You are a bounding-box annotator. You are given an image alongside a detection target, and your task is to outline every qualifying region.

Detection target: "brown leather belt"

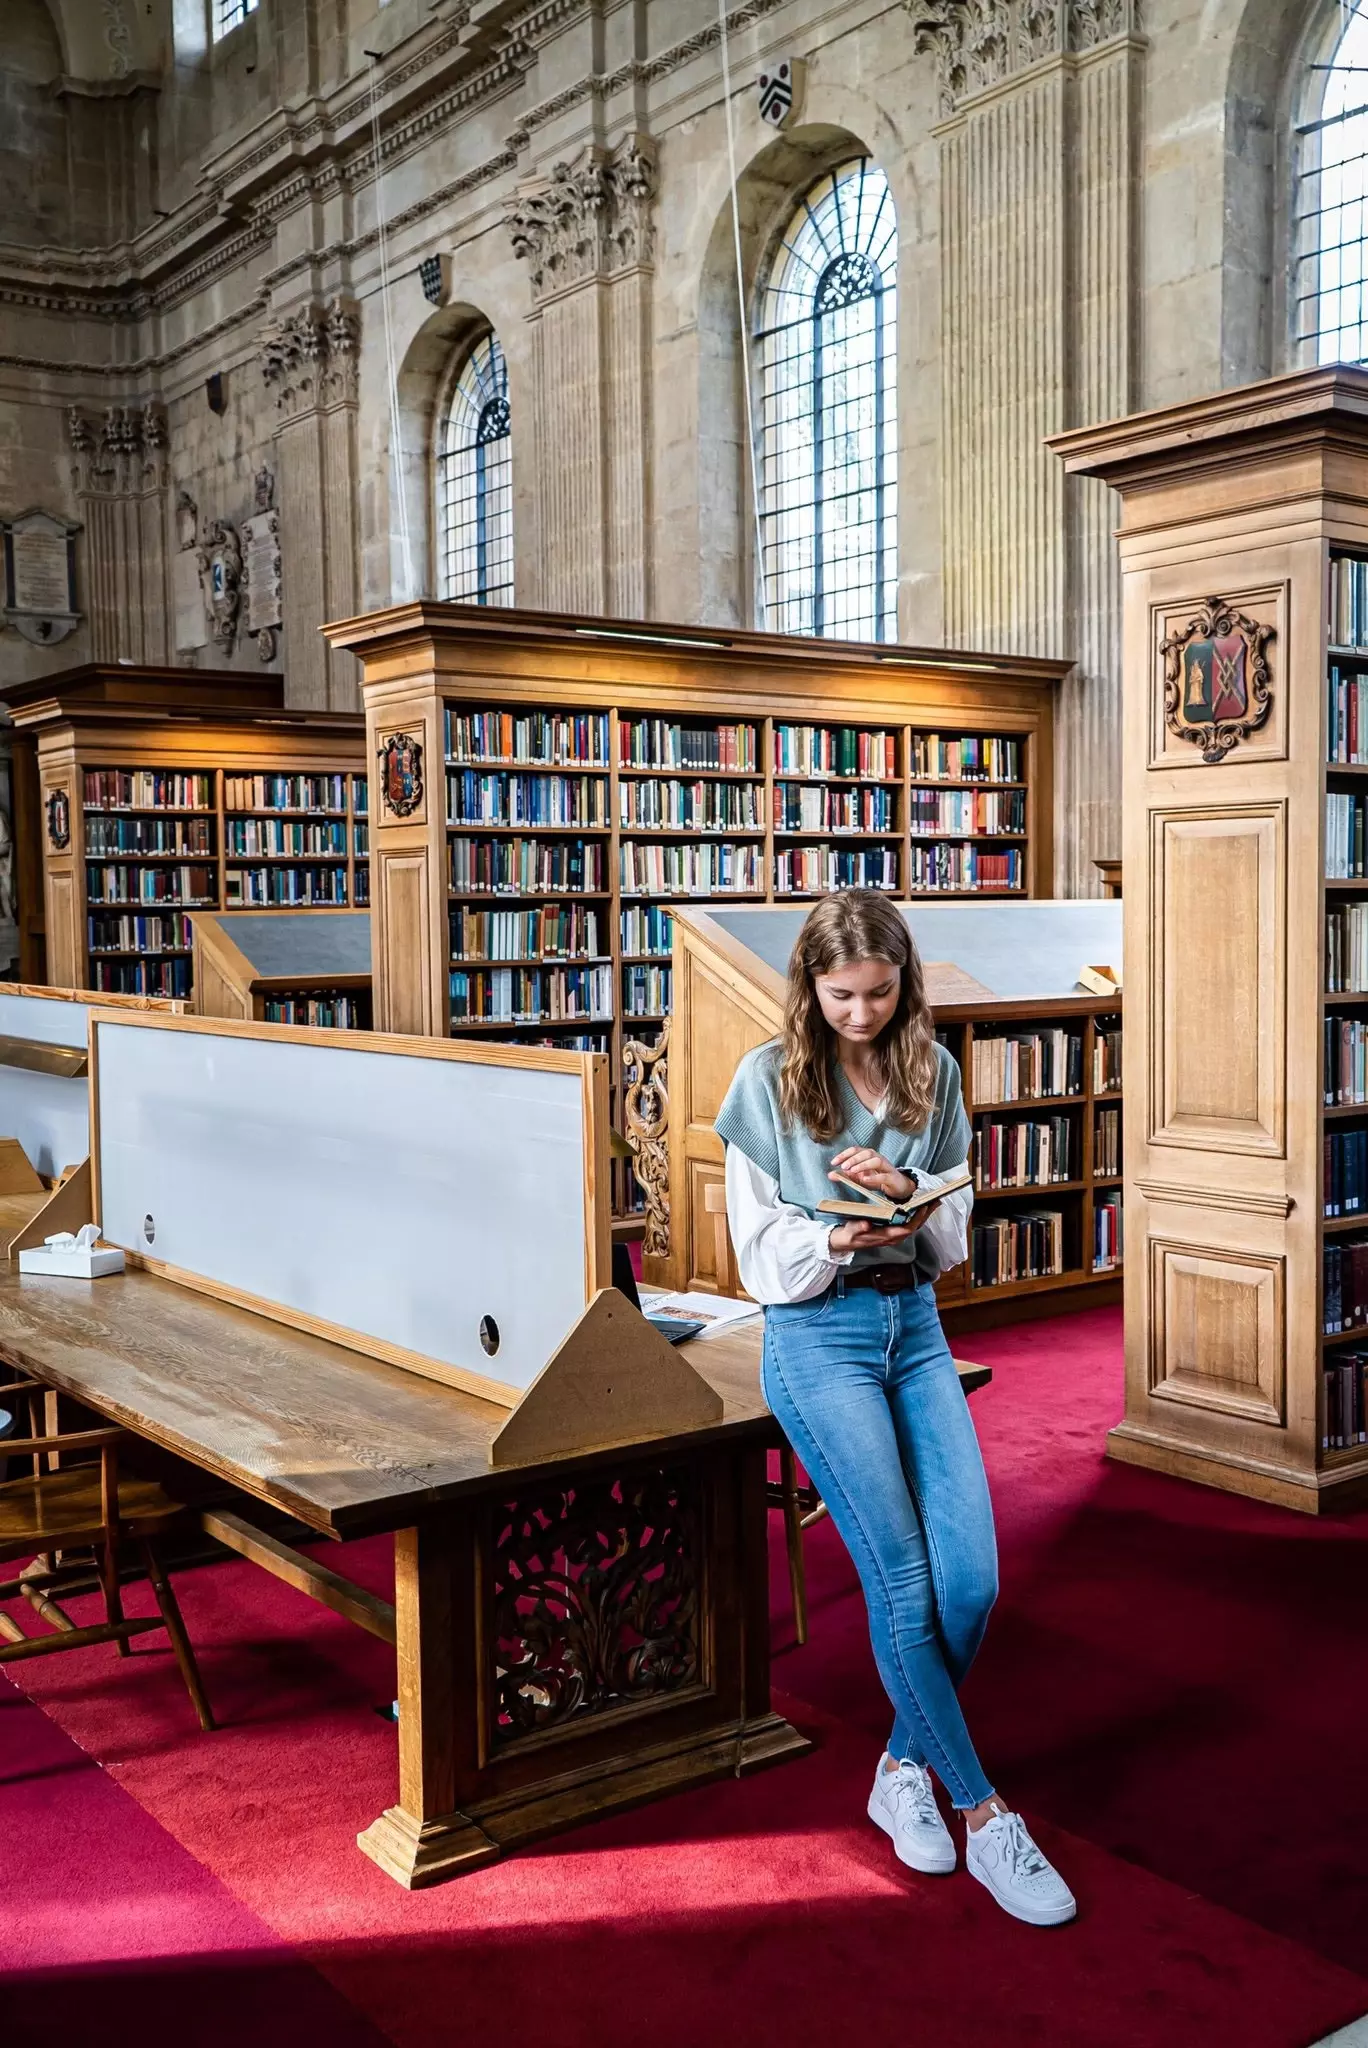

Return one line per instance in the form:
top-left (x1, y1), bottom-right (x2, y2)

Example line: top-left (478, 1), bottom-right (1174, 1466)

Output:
top-left (841, 1264), bottom-right (921, 1295)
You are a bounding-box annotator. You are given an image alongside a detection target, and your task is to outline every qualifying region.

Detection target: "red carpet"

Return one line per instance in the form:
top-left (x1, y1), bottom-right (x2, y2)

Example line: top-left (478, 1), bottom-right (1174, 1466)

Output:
top-left (4, 1305), bottom-right (1367, 2048)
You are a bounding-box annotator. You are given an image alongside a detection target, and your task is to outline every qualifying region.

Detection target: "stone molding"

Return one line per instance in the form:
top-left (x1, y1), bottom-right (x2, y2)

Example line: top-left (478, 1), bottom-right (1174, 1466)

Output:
top-left (909, 0), bottom-right (1141, 112)
top-left (258, 299), bottom-right (361, 418)
top-left (66, 401), bottom-right (168, 496)
top-left (507, 139), bottom-right (656, 302)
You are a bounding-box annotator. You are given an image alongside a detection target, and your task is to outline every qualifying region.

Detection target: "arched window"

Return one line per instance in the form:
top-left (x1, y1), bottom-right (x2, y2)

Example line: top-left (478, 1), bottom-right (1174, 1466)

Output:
top-left (436, 333), bottom-right (513, 605)
top-left (753, 159), bottom-right (897, 641)
top-left (1298, 5), bottom-right (1368, 362)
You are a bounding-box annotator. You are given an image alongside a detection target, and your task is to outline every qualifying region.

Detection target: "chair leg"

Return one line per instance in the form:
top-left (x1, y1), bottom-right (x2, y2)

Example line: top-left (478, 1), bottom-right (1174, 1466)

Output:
top-left (140, 1539), bottom-right (214, 1732)
top-left (98, 1531), bottom-right (130, 1657)
top-left (779, 1445), bottom-right (808, 1648)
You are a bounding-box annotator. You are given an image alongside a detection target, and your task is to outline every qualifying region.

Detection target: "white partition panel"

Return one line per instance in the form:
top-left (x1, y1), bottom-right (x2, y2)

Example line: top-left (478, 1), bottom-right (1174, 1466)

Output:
top-left (93, 1020), bottom-right (591, 1396)
top-left (0, 992), bottom-right (95, 1177)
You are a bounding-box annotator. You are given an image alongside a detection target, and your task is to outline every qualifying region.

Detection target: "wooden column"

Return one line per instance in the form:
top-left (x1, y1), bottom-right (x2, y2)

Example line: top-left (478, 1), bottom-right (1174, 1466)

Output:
top-left (1053, 366), bottom-right (1368, 1512)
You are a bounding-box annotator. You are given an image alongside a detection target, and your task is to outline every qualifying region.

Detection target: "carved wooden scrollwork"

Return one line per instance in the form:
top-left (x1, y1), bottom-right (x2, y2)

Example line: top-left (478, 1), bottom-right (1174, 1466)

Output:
top-left (623, 1015), bottom-right (669, 1259)
top-left (489, 1462), bottom-right (702, 1747)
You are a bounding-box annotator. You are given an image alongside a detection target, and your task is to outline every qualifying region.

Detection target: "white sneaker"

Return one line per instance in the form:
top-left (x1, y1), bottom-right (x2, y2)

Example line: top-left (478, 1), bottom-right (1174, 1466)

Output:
top-left (965, 1805), bottom-right (1076, 1926)
top-left (867, 1753), bottom-right (956, 1874)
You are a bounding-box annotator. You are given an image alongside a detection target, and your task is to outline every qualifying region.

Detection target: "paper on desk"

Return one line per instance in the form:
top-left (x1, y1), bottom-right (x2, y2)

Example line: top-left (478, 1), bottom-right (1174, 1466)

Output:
top-left (640, 1289), bottom-right (762, 1338)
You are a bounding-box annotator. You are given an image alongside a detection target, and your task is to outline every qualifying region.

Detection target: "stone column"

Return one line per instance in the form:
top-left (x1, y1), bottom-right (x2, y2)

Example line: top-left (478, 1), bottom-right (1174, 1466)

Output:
top-left (258, 299), bottom-right (361, 709)
top-left (66, 401), bottom-right (170, 662)
top-left (912, 0), bottom-right (1143, 892)
top-left (507, 140), bottom-right (656, 618)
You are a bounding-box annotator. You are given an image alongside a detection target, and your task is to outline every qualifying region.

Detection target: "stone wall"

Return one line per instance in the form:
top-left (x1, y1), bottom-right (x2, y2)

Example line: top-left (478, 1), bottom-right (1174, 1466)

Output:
top-left (0, 0), bottom-right (1328, 887)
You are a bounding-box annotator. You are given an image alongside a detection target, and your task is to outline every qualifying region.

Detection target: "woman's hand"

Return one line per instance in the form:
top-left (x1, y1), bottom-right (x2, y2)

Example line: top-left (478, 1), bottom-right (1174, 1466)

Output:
top-left (827, 1203), bottom-right (940, 1256)
top-left (830, 1146), bottom-right (918, 1203)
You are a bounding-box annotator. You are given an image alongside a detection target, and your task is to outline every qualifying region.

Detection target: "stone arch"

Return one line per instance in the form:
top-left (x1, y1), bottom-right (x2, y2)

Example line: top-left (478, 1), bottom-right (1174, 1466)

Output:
top-left (390, 301), bottom-right (501, 601)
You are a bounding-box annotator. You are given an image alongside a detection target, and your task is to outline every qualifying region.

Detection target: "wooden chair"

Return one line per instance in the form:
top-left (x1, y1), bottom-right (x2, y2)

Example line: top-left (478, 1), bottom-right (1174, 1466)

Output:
top-left (703, 1180), bottom-right (826, 1647)
top-left (0, 1378), bottom-right (214, 1730)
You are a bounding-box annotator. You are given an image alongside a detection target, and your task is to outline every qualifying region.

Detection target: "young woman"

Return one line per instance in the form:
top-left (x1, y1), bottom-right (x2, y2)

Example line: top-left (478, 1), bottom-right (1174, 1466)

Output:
top-left (715, 890), bottom-right (1075, 1928)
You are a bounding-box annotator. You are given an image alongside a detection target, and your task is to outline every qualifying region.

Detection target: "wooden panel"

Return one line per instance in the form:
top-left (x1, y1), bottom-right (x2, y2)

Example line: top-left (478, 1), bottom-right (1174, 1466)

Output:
top-left (45, 870), bottom-right (79, 993)
top-left (684, 954), bottom-right (776, 1131)
top-left (688, 1159), bottom-right (727, 1293)
top-left (378, 851), bottom-right (432, 1037)
top-left (1151, 804), bottom-right (1285, 1154)
top-left (1148, 1237), bottom-right (1285, 1426)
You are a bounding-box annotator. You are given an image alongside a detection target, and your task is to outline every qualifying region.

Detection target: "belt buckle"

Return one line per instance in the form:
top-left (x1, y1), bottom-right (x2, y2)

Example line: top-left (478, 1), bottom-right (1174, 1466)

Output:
top-left (872, 1267), bottom-right (904, 1296)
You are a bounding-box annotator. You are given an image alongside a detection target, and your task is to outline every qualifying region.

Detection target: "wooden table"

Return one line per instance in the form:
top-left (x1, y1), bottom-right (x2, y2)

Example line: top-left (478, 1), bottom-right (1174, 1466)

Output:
top-left (0, 1262), bottom-right (809, 1887)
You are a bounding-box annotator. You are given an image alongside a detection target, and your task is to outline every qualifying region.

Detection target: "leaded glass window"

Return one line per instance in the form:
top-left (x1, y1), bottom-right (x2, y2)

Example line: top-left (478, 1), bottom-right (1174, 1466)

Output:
top-left (214, 0), bottom-right (258, 37)
top-left (754, 160), bottom-right (898, 641)
top-left (437, 334), bottom-right (513, 606)
top-left (1296, 3), bottom-right (1368, 362)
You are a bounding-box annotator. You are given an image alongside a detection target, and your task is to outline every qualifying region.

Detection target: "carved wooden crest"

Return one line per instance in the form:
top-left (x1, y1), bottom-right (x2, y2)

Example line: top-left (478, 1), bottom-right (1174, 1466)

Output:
top-left (1160, 598), bottom-right (1274, 764)
top-left (377, 730), bottom-right (424, 818)
top-left (46, 789), bottom-right (70, 851)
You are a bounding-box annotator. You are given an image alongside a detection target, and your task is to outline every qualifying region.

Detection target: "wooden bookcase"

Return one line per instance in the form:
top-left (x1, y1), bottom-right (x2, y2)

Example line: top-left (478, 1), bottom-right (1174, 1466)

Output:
top-left (666, 902), bottom-right (1122, 1319)
top-left (1055, 363), bottom-right (1368, 1513)
top-left (0, 665), bottom-right (365, 1002)
top-left (190, 908), bottom-right (372, 1028)
top-left (323, 602), bottom-right (1067, 1218)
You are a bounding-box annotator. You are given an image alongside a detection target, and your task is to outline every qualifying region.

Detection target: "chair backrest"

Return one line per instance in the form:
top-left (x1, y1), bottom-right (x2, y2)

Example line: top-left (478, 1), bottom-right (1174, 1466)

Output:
top-left (702, 1179), bottom-right (739, 1297)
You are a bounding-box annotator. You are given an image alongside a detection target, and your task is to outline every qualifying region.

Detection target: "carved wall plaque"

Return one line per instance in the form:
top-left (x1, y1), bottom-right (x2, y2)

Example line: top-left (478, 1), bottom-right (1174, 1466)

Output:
top-left (1160, 597), bottom-right (1274, 764)
top-left (196, 521), bottom-right (243, 650)
top-left (3, 510), bottom-right (81, 645)
top-left (242, 475), bottom-right (282, 665)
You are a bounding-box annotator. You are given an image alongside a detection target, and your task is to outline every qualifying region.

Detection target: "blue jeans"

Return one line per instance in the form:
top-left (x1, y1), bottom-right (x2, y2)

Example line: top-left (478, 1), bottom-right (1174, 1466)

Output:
top-left (762, 1278), bottom-right (998, 1810)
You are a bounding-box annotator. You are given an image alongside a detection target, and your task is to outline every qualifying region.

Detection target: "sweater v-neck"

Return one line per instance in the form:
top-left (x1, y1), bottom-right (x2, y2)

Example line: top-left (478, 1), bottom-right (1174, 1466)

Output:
top-left (837, 1064), bottom-right (887, 1139)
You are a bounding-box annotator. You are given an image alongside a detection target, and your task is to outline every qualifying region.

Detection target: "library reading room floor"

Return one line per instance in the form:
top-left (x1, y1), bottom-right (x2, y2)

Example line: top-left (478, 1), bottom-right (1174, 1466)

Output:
top-left (5, 1305), bottom-right (1368, 2048)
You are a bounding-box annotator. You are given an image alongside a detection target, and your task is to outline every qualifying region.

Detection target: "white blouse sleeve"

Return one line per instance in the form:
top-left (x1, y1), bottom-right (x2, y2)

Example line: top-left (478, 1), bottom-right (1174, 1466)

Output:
top-left (913, 1162), bottom-right (973, 1278)
top-left (724, 1144), bottom-right (855, 1305)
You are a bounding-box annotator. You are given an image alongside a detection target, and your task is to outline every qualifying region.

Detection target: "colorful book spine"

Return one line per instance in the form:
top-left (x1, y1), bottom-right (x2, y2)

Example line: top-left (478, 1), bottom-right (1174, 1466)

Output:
top-left (971, 1030), bottom-right (1084, 1103)
top-left (971, 1210), bottom-right (1064, 1287)
top-left (618, 720), bottom-right (758, 771)
top-left (772, 727), bottom-right (898, 778)
top-left (622, 963), bottom-right (672, 1017)
top-left (85, 865), bottom-right (216, 906)
top-left (449, 905), bottom-right (602, 960)
top-left (445, 708), bottom-right (610, 766)
top-left (620, 842), bottom-right (762, 895)
top-left (223, 774), bottom-right (346, 813)
top-left (972, 1116), bottom-right (1074, 1188)
top-left (448, 964), bottom-right (613, 1024)
top-left (907, 845), bottom-right (1022, 892)
top-left (449, 836), bottom-right (607, 894)
top-left (774, 846), bottom-right (899, 895)
top-left (621, 779), bottom-right (763, 829)
top-left (620, 904), bottom-right (673, 955)
top-left (773, 785), bottom-right (898, 832)
top-left (84, 770), bottom-right (213, 811)
top-left (908, 735), bottom-right (1021, 783)
top-left (446, 771), bottom-right (609, 828)
top-left (223, 865), bottom-right (348, 907)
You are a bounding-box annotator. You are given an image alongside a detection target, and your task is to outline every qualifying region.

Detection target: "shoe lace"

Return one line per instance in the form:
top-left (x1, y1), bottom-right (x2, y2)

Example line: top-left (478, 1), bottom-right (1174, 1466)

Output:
top-left (890, 1762), bottom-right (938, 1825)
top-left (994, 1811), bottom-right (1050, 1882)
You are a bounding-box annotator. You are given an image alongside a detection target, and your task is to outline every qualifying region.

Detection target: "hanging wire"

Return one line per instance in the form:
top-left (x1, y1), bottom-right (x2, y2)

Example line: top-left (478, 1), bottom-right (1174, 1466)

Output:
top-left (717, 0), bottom-right (769, 631)
top-left (367, 52), bottom-right (416, 604)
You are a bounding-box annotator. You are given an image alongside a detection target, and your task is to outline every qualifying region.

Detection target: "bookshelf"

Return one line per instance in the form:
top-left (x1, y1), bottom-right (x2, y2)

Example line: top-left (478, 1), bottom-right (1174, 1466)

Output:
top-left (1054, 363), bottom-right (1368, 1514)
top-left (326, 602), bottom-right (1067, 1225)
top-left (0, 666), bottom-right (365, 1002)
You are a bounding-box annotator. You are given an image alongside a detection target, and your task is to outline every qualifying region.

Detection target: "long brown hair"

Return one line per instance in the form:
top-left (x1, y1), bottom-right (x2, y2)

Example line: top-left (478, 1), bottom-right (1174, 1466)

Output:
top-left (778, 891), bottom-right (938, 1142)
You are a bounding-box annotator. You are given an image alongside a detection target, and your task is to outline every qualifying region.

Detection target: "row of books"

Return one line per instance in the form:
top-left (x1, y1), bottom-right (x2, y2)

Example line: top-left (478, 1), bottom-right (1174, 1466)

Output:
top-left (1325, 1236), bottom-right (1368, 1331)
top-left (1094, 1022), bottom-right (1123, 1093)
top-left (85, 864), bottom-right (215, 906)
top-left (1326, 1013), bottom-right (1368, 1104)
top-left (623, 780), bottom-right (763, 830)
top-left (1322, 1354), bottom-right (1368, 1448)
top-left (354, 866), bottom-right (370, 907)
top-left (449, 905), bottom-right (603, 961)
top-left (971, 1211), bottom-right (1064, 1287)
top-left (1326, 1127), bottom-right (1368, 1217)
top-left (450, 837), bottom-right (607, 895)
top-left (620, 905), bottom-right (673, 956)
top-left (1327, 665), bottom-right (1368, 764)
top-left (909, 790), bottom-right (1026, 836)
top-left (223, 866), bottom-right (349, 907)
top-left (774, 786), bottom-right (897, 833)
top-left (1093, 1193), bottom-right (1123, 1272)
top-left (449, 965), bottom-right (613, 1023)
top-left (263, 994), bottom-right (367, 1029)
top-left (446, 771), bottom-right (610, 828)
top-left (508, 1030), bottom-right (608, 1050)
top-left (972, 1116), bottom-right (1074, 1189)
top-left (1326, 792), bottom-right (1368, 878)
top-left (84, 816), bottom-right (214, 856)
top-left (619, 719), bottom-right (758, 772)
top-left (223, 774), bottom-right (351, 815)
top-left (1326, 904), bottom-right (1368, 992)
top-left (775, 848), bottom-right (898, 895)
top-left (85, 770), bottom-right (213, 813)
top-left (772, 726), bottom-right (899, 779)
top-left (91, 957), bottom-right (190, 998)
top-left (225, 819), bottom-right (347, 858)
top-left (910, 736), bottom-right (1021, 784)
top-left (354, 823), bottom-right (369, 855)
top-left (971, 1030), bottom-right (1084, 1104)
top-left (88, 911), bottom-right (191, 954)
top-left (1095, 1106), bottom-right (1122, 1177)
top-left (907, 846), bottom-right (1023, 891)
top-left (621, 843), bottom-right (763, 896)
top-left (445, 709), bottom-right (610, 766)
top-left (623, 964), bottom-right (672, 1016)
top-left (1329, 554), bottom-right (1368, 651)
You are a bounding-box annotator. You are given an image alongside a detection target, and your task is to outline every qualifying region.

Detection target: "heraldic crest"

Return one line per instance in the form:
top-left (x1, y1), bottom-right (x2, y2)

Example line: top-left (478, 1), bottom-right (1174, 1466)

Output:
top-left (378, 730), bottom-right (424, 818)
top-left (1160, 597), bottom-right (1274, 764)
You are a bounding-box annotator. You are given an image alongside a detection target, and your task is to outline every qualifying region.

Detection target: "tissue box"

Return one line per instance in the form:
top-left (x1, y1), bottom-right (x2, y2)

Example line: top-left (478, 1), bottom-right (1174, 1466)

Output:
top-left (19, 1242), bottom-right (125, 1278)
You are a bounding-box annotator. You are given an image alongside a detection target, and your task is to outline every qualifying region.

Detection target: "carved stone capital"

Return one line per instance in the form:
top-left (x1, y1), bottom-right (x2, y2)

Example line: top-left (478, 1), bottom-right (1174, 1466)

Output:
top-left (909, 0), bottom-right (1140, 112)
top-left (507, 136), bottom-right (657, 303)
top-left (258, 295), bottom-right (359, 418)
top-left (66, 399), bottom-right (168, 496)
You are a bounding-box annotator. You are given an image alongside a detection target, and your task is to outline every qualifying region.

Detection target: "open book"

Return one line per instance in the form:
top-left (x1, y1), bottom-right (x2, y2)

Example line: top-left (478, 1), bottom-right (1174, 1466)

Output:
top-left (817, 1166), bottom-right (972, 1227)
